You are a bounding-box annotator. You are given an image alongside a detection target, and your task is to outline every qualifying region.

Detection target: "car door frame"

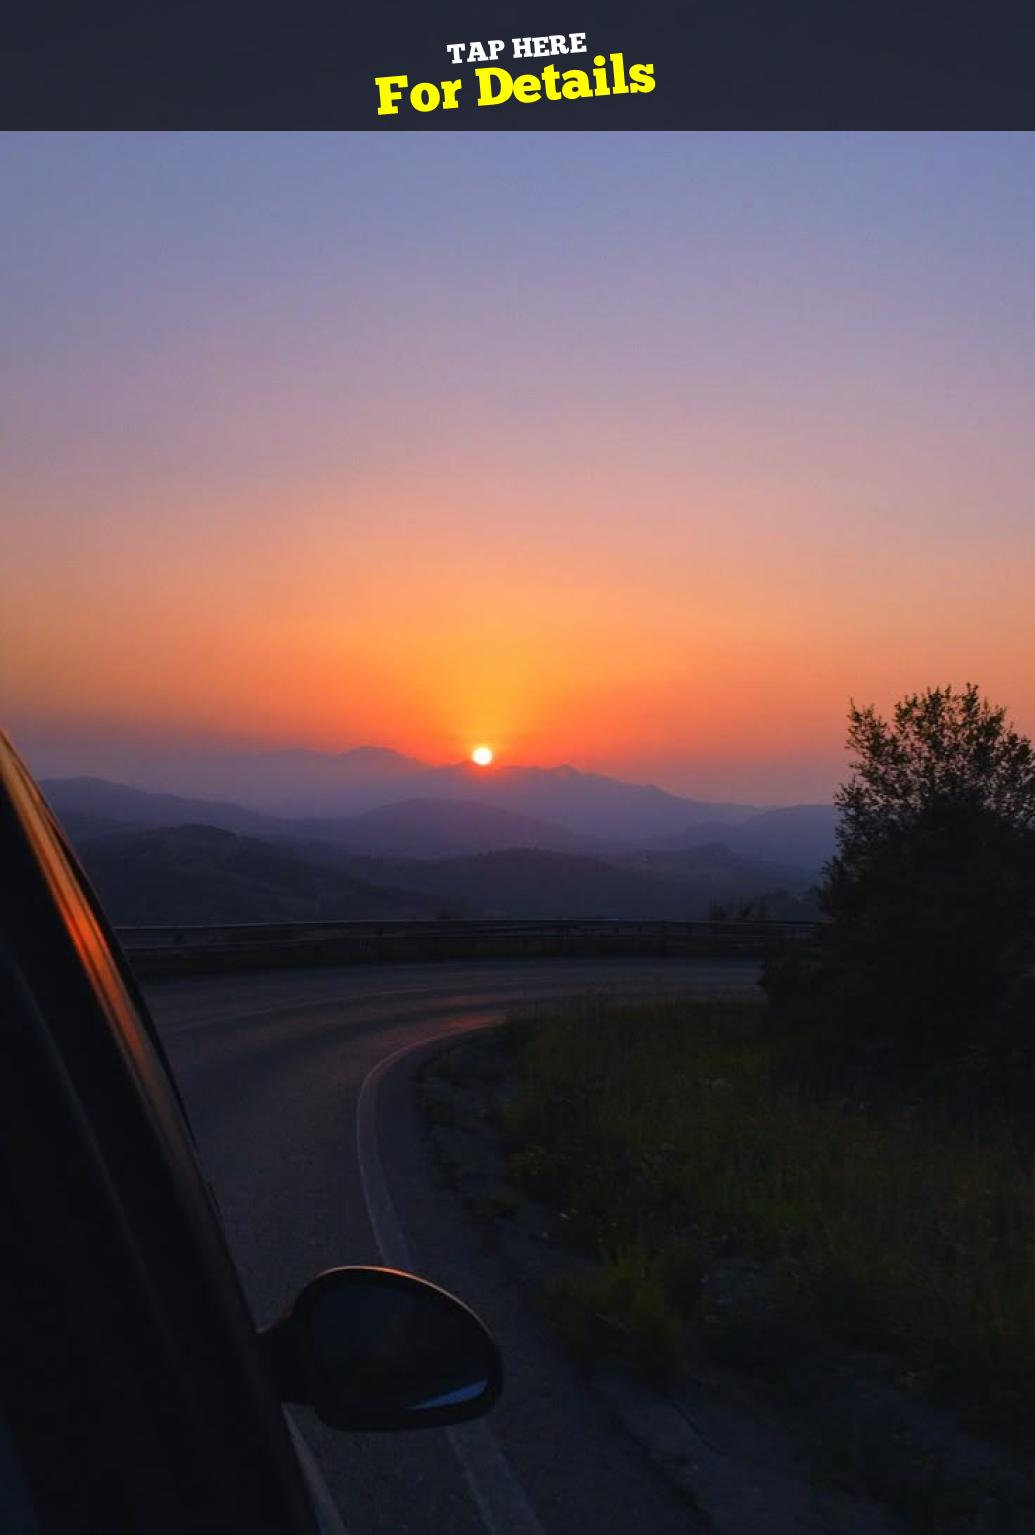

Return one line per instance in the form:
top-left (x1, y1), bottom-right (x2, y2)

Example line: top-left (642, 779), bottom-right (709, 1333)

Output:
top-left (1, 731), bottom-right (324, 1532)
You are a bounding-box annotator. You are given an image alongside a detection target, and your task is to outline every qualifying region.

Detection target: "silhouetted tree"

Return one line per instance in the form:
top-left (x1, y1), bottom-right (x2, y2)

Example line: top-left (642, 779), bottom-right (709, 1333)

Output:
top-left (766, 685), bottom-right (1035, 1099)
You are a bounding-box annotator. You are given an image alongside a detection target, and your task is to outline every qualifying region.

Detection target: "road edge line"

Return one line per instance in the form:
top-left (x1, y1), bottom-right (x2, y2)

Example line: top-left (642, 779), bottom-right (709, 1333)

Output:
top-left (355, 1028), bottom-right (548, 1535)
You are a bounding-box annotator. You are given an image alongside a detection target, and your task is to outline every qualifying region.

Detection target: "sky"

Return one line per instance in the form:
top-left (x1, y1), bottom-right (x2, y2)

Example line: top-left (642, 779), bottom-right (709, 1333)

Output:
top-left (2, 131), bottom-right (1033, 803)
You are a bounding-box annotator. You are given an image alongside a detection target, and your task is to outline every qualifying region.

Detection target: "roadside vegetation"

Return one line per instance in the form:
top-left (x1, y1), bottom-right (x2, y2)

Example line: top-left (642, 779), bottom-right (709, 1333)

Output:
top-left (502, 993), bottom-right (1035, 1436)
top-left (416, 688), bottom-right (1035, 1526)
top-left (766, 685), bottom-right (1035, 1123)
top-left (456, 687), bottom-right (1035, 1530)
top-left (502, 688), bottom-right (1035, 1430)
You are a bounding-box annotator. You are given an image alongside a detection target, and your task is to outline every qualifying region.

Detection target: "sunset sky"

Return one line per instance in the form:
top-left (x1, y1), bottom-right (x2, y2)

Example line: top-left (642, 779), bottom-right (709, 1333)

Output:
top-left (3, 132), bottom-right (1033, 802)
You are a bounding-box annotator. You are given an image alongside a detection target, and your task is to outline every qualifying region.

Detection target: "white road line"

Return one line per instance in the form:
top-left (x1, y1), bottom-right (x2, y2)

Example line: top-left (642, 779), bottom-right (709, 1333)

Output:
top-left (355, 1028), bottom-right (548, 1535)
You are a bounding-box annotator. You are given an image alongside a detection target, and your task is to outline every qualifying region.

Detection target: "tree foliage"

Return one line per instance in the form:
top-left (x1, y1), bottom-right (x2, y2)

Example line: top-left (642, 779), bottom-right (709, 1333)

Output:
top-left (768, 686), bottom-right (1035, 1101)
top-left (834, 684), bottom-right (1035, 855)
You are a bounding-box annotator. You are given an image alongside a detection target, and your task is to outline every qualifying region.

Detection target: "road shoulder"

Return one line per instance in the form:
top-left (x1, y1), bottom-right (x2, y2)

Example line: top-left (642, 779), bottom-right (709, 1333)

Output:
top-left (373, 1032), bottom-right (710, 1534)
top-left (413, 1025), bottom-right (1032, 1535)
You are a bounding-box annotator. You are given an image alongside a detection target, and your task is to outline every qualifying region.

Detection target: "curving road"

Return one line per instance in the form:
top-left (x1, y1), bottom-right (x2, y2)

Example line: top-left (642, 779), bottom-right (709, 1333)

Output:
top-left (148, 957), bottom-right (759, 1535)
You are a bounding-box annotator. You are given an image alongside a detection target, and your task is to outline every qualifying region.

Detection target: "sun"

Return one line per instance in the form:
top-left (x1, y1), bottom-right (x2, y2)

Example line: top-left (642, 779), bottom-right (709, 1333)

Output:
top-left (471, 745), bottom-right (494, 767)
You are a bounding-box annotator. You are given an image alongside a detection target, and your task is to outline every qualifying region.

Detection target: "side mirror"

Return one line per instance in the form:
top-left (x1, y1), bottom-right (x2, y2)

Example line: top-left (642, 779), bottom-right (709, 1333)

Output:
top-left (261, 1266), bottom-right (503, 1431)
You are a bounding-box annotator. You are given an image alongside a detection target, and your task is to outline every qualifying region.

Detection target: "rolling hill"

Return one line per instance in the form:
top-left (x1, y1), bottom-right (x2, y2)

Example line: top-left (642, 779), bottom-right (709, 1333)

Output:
top-left (43, 778), bottom-right (596, 858)
top-left (652, 804), bottom-right (839, 869)
top-left (124, 745), bottom-right (428, 814)
top-left (43, 776), bottom-right (281, 836)
top-left (75, 825), bottom-right (445, 925)
top-left (97, 749), bottom-right (768, 839)
top-left (66, 820), bottom-right (819, 927)
top-left (316, 797), bottom-right (588, 857)
top-left (44, 773), bottom-right (829, 925)
top-left (329, 847), bottom-right (820, 922)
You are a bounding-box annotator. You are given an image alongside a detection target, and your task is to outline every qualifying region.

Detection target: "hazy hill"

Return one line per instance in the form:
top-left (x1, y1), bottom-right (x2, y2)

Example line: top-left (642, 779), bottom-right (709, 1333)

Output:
top-left (654, 804), bottom-right (838, 870)
top-left (40, 767), bottom-right (761, 853)
top-left (75, 825), bottom-right (444, 925)
top-left (65, 817), bottom-right (820, 927)
top-left (52, 808), bottom-right (132, 843)
top-left (43, 776), bottom-right (280, 836)
top-left (339, 848), bottom-right (701, 919)
top-left (126, 745), bottom-right (426, 814)
top-left (43, 778), bottom-right (594, 858)
top-left (43, 777), bottom-right (834, 905)
top-left (410, 762), bottom-right (759, 842)
top-left (321, 797), bottom-right (588, 858)
top-left (333, 848), bottom-right (820, 922)
top-left (614, 842), bottom-right (815, 889)
top-left (105, 750), bottom-right (766, 839)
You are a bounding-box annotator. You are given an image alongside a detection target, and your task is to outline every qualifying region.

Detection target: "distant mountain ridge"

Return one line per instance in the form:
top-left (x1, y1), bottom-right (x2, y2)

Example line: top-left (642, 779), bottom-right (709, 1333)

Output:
top-left (43, 776), bottom-right (281, 835)
top-left (125, 745), bottom-right (427, 814)
top-left (115, 747), bottom-right (766, 836)
top-left (42, 774), bottom-right (838, 869)
top-left (43, 778), bottom-right (595, 858)
top-left (645, 804), bottom-right (839, 872)
top-left (41, 770), bottom-right (827, 927)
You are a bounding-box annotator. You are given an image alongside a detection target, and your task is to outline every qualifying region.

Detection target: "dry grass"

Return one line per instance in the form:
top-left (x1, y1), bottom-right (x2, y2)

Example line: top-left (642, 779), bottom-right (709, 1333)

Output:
top-left (502, 995), bottom-right (1035, 1434)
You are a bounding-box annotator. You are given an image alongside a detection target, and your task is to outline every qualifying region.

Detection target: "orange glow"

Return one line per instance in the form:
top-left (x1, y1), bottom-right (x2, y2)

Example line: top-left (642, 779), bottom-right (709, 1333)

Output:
top-left (6, 464), bottom-right (1035, 803)
top-left (4, 135), bottom-right (1035, 806)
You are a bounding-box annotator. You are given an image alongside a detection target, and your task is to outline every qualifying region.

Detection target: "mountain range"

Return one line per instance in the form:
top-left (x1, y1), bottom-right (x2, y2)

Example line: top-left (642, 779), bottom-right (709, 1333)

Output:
top-left (118, 747), bottom-right (766, 838)
top-left (42, 756), bottom-right (836, 926)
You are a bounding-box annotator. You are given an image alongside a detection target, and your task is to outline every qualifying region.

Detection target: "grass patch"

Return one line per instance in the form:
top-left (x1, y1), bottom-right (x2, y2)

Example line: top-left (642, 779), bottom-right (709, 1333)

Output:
top-left (471, 1184), bottom-right (524, 1223)
top-left (503, 995), bottom-right (1035, 1440)
top-left (541, 1247), bottom-right (686, 1384)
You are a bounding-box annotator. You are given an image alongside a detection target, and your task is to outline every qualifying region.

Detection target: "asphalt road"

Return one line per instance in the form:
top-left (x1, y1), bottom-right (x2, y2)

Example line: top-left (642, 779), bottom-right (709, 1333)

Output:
top-left (148, 957), bottom-right (760, 1535)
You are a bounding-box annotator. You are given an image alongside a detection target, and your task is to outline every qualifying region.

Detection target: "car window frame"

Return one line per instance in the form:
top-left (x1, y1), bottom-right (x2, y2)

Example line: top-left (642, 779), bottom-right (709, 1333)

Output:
top-left (0, 732), bottom-right (320, 1533)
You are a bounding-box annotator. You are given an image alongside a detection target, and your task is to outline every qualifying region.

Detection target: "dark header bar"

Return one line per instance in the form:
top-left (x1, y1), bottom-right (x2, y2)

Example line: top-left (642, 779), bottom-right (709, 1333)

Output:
top-left (4, 1), bottom-right (1034, 129)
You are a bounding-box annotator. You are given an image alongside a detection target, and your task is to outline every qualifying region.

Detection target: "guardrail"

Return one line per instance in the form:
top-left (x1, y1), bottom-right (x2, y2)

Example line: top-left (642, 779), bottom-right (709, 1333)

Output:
top-left (117, 917), bottom-right (824, 978)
